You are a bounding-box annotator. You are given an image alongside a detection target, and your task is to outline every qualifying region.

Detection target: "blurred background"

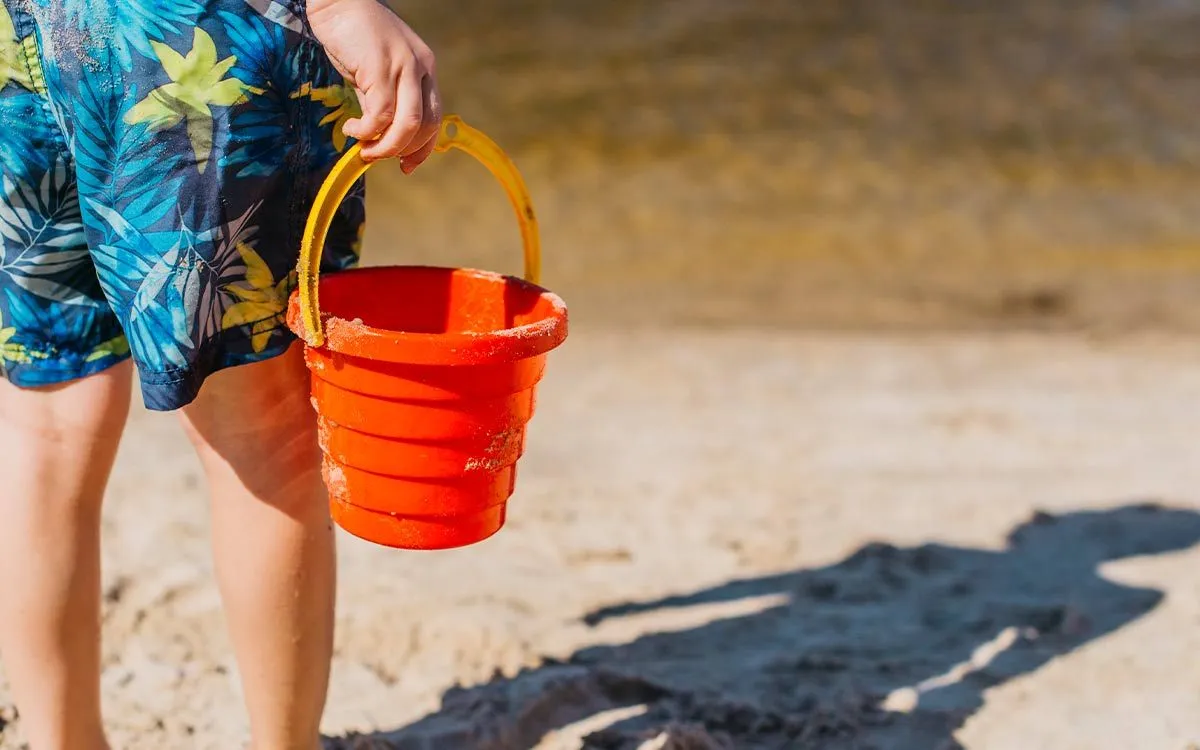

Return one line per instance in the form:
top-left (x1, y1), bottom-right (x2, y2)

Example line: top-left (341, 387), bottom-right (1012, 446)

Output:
top-left (370, 0), bottom-right (1200, 333)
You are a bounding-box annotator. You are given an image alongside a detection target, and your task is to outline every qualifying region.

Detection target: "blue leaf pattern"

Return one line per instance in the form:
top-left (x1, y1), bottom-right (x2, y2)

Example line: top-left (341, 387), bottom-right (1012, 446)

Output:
top-left (57, 0), bottom-right (205, 71)
top-left (0, 0), bottom-right (365, 409)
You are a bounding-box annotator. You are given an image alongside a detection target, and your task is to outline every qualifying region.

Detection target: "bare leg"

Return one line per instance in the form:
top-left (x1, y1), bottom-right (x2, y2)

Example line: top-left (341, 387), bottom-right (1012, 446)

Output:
top-left (179, 344), bottom-right (333, 750)
top-left (0, 362), bottom-right (131, 750)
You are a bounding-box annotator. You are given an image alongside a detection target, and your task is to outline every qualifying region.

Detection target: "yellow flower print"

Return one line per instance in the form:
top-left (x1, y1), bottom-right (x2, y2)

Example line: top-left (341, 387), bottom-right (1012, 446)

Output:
top-left (0, 323), bottom-right (24, 365)
top-left (0, 4), bottom-right (37, 92)
top-left (221, 241), bottom-right (290, 353)
top-left (292, 82), bottom-right (362, 152)
top-left (0, 308), bottom-right (42, 366)
top-left (21, 37), bottom-right (47, 94)
top-left (124, 27), bottom-right (260, 173)
top-left (85, 335), bottom-right (131, 363)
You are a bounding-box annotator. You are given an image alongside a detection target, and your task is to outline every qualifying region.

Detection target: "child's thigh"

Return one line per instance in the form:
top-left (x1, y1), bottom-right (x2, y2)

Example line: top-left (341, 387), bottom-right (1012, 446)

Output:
top-left (178, 343), bottom-right (320, 505)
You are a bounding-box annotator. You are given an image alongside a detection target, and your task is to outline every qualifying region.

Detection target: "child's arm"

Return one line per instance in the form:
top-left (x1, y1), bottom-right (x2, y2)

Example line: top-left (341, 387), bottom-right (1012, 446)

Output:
top-left (307, 0), bottom-right (441, 171)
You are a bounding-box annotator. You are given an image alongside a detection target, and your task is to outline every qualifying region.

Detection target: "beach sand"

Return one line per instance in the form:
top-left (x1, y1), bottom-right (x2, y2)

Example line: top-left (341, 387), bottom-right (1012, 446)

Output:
top-left (4, 0), bottom-right (1200, 747)
top-left (3, 332), bottom-right (1200, 749)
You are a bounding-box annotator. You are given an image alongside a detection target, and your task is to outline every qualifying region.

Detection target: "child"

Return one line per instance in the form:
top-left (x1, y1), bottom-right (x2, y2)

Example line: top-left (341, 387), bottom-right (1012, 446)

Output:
top-left (0, 0), bottom-right (440, 747)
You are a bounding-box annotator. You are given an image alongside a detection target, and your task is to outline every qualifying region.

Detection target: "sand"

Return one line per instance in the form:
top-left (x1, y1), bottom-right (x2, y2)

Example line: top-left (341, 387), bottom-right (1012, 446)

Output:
top-left (4, 1), bottom-right (1200, 747)
top-left (2, 331), bottom-right (1199, 749)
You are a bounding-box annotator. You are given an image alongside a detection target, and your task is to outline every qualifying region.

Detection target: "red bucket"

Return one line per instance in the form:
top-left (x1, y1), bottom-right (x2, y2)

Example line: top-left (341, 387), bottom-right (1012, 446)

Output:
top-left (288, 117), bottom-right (568, 550)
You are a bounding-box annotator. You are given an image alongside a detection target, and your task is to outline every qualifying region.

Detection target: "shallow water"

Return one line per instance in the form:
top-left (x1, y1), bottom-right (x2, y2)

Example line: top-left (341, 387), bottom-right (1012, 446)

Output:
top-left (364, 0), bottom-right (1200, 332)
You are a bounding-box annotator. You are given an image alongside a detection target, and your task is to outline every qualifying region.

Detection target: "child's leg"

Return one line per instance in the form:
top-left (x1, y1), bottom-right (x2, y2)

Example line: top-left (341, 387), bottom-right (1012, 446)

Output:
top-left (178, 344), bottom-right (334, 750)
top-left (0, 363), bottom-right (132, 750)
top-left (13, 3), bottom-right (363, 744)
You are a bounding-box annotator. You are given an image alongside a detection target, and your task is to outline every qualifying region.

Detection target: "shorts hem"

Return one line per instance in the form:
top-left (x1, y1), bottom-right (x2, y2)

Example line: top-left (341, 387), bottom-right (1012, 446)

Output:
top-left (136, 249), bottom-right (361, 411)
top-left (1, 349), bottom-right (132, 391)
top-left (136, 322), bottom-right (302, 412)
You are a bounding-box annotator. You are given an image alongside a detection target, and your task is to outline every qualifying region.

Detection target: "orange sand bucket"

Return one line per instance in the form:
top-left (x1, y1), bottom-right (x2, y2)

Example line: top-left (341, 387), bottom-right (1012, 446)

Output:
top-left (286, 116), bottom-right (568, 550)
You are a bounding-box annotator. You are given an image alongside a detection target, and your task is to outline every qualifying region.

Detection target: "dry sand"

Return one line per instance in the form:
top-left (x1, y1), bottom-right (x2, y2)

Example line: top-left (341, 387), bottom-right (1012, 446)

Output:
top-left (3, 331), bottom-right (1200, 749)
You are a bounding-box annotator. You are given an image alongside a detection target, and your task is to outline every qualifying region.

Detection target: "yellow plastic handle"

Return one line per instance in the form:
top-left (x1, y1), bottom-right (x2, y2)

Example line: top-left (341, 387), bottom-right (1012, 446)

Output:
top-left (297, 115), bottom-right (541, 347)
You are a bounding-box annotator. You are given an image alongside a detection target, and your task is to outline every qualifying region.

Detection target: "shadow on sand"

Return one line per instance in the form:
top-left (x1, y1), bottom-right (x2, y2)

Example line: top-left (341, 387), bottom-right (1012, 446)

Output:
top-left (326, 503), bottom-right (1200, 749)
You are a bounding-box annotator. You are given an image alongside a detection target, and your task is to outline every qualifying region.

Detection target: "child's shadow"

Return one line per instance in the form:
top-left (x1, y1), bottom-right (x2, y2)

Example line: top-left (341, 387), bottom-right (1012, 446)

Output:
top-left (327, 503), bottom-right (1200, 749)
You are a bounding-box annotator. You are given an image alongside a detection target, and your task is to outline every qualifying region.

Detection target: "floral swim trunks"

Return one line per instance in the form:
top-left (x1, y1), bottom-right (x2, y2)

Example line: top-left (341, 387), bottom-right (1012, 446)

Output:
top-left (0, 0), bottom-right (364, 410)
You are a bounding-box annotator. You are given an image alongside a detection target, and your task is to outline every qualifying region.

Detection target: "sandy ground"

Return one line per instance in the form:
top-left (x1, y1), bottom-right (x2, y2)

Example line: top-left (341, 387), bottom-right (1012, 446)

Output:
top-left (2, 331), bottom-right (1200, 749)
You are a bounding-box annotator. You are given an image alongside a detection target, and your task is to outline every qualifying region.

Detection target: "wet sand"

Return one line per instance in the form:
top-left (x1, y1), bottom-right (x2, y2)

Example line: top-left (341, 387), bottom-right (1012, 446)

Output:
top-left (371, 0), bottom-right (1200, 333)
top-left (4, 1), bottom-right (1200, 748)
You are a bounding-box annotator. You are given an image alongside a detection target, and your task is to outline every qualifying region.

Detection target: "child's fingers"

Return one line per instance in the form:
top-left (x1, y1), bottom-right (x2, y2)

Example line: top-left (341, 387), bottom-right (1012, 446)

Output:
top-left (342, 77), bottom-right (396, 143)
top-left (399, 75), bottom-right (441, 174)
top-left (400, 133), bottom-right (437, 175)
top-left (359, 63), bottom-right (424, 161)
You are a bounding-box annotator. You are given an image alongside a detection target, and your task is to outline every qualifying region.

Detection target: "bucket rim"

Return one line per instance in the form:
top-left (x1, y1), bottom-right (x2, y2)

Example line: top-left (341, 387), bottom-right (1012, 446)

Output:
top-left (286, 265), bottom-right (568, 365)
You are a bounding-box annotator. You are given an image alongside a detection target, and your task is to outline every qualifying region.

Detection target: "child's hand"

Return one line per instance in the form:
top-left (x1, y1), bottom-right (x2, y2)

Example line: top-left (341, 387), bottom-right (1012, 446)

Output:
top-left (307, 0), bottom-right (441, 170)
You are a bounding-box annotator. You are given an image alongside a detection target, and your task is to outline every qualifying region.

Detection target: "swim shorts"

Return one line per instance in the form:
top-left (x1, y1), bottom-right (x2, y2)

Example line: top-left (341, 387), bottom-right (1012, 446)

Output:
top-left (0, 0), bottom-right (364, 410)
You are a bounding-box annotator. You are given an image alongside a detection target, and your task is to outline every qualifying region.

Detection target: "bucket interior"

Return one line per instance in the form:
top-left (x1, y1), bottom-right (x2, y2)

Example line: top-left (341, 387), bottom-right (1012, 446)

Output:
top-left (318, 266), bottom-right (558, 335)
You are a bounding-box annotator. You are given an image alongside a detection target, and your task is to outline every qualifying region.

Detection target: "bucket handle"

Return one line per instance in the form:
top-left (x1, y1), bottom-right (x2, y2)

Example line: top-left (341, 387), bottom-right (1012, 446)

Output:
top-left (296, 115), bottom-right (541, 348)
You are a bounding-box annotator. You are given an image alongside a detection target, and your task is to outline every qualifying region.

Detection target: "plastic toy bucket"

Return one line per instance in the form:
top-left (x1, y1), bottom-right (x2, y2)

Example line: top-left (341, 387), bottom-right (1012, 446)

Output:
top-left (286, 116), bottom-right (568, 550)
